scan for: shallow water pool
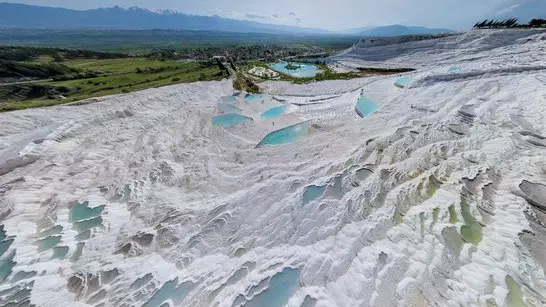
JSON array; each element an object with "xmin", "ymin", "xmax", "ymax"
[
  {"xmin": 302, "ymin": 185, "xmax": 326, "ymax": 205},
  {"xmin": 72, "ymin": 216, "xmax": 103, "ymax": 234},
  {"xmin": 395, "ymin": 76, "xmax": 413, "ymax": 88},
  {"xmin": 355, "ymin": 96, "xmax": 379, "ymax": 117},
  {"xmin": 222, "ymin": 96, "xmax": 239, "ymax": 103},
  {"xmin": 269, "ymin": 62, "xmax": 321, "ymax": 78},
  {"xmin": 212, "ymin": 113, "xmax": 253, "ymax": 127},
  {"xmin": 143, "ymin": 278, "xmax": 194, "ymax": 307},
  {"xmin": 0, "ymin": 257, "xmax": 15, "ymax": 281},
  {"xmin": 243, "ymin": 268, "xmax": 300, "ymax": 307},
  {"xmin": 69, "ymin": 201, "xmax": 105, "ymax": 223},
  {"xmin": 218, "ymin": 102, "xmax": 242, "ymax": 114},
  {"xmin": 261, "ymin": 105, "xmax": 287, "ymax": 119},
  {"xmin": 52, "ymin": 246, "xmax": 70, "ymax": 259},
  {"xmin": 256, "ymin": 121, "xmax": 311, "ymax": 147},
  {"xmin": 0, "ymin": 238, "xmax": 13, "ymax": 258},
  {"xmin": 36, "ymin": 235, "xmax": 61, "ymax": 252}
]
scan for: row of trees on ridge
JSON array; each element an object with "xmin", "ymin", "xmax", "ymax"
[{"xmin": 474, "ymin": 18, "xmax": 546, "ymax": 29}]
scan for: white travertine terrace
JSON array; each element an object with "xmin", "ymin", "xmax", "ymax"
[{"xmin": 0, "ymin": 29, "xmax": 545, "ymax": 306}]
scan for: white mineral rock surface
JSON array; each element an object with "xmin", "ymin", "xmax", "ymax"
[{"xmin": 0, "ymin": 29, "xmax": 545, "ymax": 306}]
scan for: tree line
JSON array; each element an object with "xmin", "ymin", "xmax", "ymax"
[
  {"xmin": 0, "ymin": 46, "xmax": 128, "ymax": 62},
  {"xmin": 474, "ymin": 18, "xmax": 546, "ymax": 29}
]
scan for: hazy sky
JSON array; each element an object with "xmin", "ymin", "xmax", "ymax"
[{"xmin": 9, "ymin": 0, "xmax": 530, "ymax": 30}]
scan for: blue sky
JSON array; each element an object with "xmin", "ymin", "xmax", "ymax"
[{"xmin": 7, "ymin": 0, "xmax": 537, "ymax": 30}]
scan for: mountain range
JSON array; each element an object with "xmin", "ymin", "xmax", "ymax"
[
  {"xmin": 0, "ymin": 3, "xmax": 329, "ymax": 34},
  {"xmin": 0, "ymin": 3, "xmax": 453, "ymax": 37}
]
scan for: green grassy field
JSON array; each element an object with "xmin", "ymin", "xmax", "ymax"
[
  {"xmin": 62, "ymin": 58, "xmax": 187, "ymax": 74},
  {"xmin": 0, "ymin": 29, "xmax": 359, "ymax": 53},
  {"xmin": 0, "ymin": 57, "xmax": 227, "ymax": 112}
]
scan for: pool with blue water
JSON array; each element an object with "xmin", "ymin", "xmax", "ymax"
[
  {"xmin": 0, "ymin": 257, "xmax": 15, "ymax": 281},
  {"xmin": 269, "ymin": 62, "xmax": 321, "ymax": 78},
  {"xmin": 69, "ymin": 201, "xmax": 105, "ymax": 223},
  {"xmin": 143, "ymin": 278, "xmax": 194, "ymax": 307},
  {"xmin": 261, "ymin": 105, "xmax": 288, "ymax": 119},
  {"xmin": 218, "ymin": 103, "xmax": 242, "ymax": 114},
  {"xmin": 36, "ymin": 235, "xmax": 61, "ymax": 252},
  {"xmin": 212, "ymin": 113, "xmax": 253, "ymax": 127},
  {"xmin": 222, "ymin": 96, "xmax": 239, "ymax": 103},
  {"xmin": 243, "ymin": 268, "xmax": 300, "ymax": 307},
  {"xmin": 302, "ymin": 185, "xmax": 326, "ymax": 205},
  {"xmin": 355, "ymin": 96, "xmax": 379, "ymax": 117},
  {"xmin": 395, "ymin": 76, "xmax": 413, "ymax": 88},
  {"xmin": 72, "ymin": 216, "xmax": 103, "ymax": 234},
  {"xmin": 256, "ymin": 121, "xmax": 311, "ymax": 147}
]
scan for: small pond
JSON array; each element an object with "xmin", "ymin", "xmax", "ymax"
[{"xmin": 269, "ymin": 62, "xmax": 321, "ymax": 78}]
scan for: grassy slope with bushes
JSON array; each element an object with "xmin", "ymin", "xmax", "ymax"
[{"xmin": 0, "ymin": 47, "xmax": 228, "ymax": 112}]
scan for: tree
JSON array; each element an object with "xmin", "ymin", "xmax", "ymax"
[
  {"xmin": 52, "ymin": 52, "xmax": 64, "ymax": 62},
  {"xmin": 473, "ymin": 18, "xmax": 522, "ymax": 29},
  {"xmin": 505, "ymin": 18, "xmax": 518, "ymax": 28},
  {"xmin": 529, "ymin": 19, "xmax": 546, "ymax": 27}
]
